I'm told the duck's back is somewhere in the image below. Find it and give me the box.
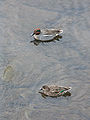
[42,29,61,34]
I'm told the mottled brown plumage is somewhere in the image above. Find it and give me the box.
[39,85,71,97]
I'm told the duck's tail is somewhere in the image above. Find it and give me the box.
[56,29,63,36]
[64,87,72,93]
[59,29,63,34]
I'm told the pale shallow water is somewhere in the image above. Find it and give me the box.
[0,0,90,120]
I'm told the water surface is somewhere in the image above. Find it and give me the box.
[0,0,90,120]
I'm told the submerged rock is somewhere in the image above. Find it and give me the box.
[3,65,15,81]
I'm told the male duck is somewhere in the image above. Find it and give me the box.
[39,85,72,97]
[31,28,63,41]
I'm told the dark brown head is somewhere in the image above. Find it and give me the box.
[42,85,50,91]
[39,85,50,94]
[31,28,41,36]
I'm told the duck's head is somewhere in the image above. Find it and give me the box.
[39,85,50,94]
[31,28,41,36]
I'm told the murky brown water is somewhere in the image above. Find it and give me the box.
[0,0,90,120]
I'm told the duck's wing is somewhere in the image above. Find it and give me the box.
[42,29,63,35]
[49,86,61,93]
[58,87,72,94]
[39,34,55,41]
[51,86,71,94]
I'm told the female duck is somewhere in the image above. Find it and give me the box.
[39,85,72,97]
[31,28,63,41]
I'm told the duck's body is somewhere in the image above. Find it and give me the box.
[31,28,63,41]
[39,85,72,97]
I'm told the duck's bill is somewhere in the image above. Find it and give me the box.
[39,88,44,93]
[31,33,35,36]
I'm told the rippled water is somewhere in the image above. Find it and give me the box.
[0,0,90,120]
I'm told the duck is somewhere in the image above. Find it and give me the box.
[39,85,72,97]
[31,28,63,41]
